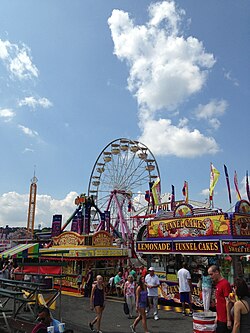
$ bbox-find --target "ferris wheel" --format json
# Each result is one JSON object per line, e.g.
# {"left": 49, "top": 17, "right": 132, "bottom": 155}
{"left": 88, "top": 138, "right": 160, "bottom": 240}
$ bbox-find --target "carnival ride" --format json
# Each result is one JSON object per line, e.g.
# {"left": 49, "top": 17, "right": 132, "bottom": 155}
{"left": 87, "top": 138, "right": 160, "bottom": 241}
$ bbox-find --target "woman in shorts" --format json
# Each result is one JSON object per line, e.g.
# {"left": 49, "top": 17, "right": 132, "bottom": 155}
{"left": 89, "top": 275, "right": 105, "bottom": 333}
{"left": 130, "top": 276, "right": 150, "bottom": 333}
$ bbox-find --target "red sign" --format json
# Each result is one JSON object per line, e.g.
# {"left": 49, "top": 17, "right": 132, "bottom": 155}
{"left": 222, "top": 241, "right": 250, "bottom": 254}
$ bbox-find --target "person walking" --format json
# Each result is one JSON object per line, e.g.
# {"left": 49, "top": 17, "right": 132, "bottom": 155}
{"left": 145, "top": 267, "right": 160, "bottom": 320}
{"left": 140, "top": 265, "right": 147, "bottom": 278}
{"left": 77, "top": 270, "right": 83, "bottom": 294}
{"left": 201, "top": 267, "right": 213, "bottom": 312}
{"left": 129, "top": 265, "right": 137, "bottom": 280}
{"left": 130, "top": 276, "right": 150, "bottom": 333}
{"left": 124, "top": 275, "right": 136, "bottom": 318}
{"left": 208, "top": 265, "right": 232, "bottom": 333}
{"left": 89, "top": 275, "right": 105, "bottom": 333}
{"left": 177, "top": 262, "right": 193, "bottom": 316}
{"left": 85, "top": 267, "right": 94, "bottom": 297}
{"left": 231, "top": 278, "right": 250, "bottom": 333}
{"left": 114, "top": 271, "right": 123, "bottom": 297}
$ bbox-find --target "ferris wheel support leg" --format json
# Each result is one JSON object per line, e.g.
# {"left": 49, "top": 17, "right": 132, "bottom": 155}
{"left": 113, "top": 193, "right": 131, "bottom": 240}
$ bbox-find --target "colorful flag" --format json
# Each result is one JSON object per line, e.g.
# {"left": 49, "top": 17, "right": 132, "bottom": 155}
{"left": 145, "top": 190, "right": 150, "bottom": 203}
{"left": 152, "top": 177, "right": 161, "bottom": 205}
{"left": 149, "top": 182, "right": 155, "bottom": 211}
{"left": 171, "top": 185, "right": 175, "bottom": 211}
{"left": 224, "top": 164, "right": 232, "bottom": 204}
{"left": 234, "top": 171, "right": 242, "bottom": 201}
{"left": 182, "top": 181, "right": 188, "bottom": 203}
{"left": 246, "top": 171, "right": 250, "bottom": 202}
{"left": 209, "top": 163, "right": 220, "bottom": 201}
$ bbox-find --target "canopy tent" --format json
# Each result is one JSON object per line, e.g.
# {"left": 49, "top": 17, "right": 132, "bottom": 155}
{"left": 0, "top": 243, "right": 40, "bottom": 259}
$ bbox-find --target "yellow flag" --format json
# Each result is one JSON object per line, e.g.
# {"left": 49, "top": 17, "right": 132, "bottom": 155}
{"left": 152, "top": 177, "right": 161, "bottom": 205}
{"left": 209, "top": 163, "right": 220, "bottom": 199}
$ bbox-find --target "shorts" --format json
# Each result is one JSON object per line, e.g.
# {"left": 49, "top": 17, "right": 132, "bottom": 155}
{"left": 94, "top": 302, "right": 104, "bottom": 308}
{"left": 180, "top": 292, "right": 191, "bottom": 304}
{"left": 216, "top": 321, "right": 231, "bottom": 333}
{"left": 139, "top": 302, "right": 147, "bottom": 309}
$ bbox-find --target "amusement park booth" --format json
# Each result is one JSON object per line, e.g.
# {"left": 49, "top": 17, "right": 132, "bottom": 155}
{"left": 39, "top": 230, "right": 129, "bottom": 291}
{"left": 135, "top": 199, "right": 250, "bottom": 308}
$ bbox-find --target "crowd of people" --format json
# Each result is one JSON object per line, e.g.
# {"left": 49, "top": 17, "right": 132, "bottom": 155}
{"left": 1, "top": 258, "right": 250, "bottom": 333}
{"left": 86, "top": 263, "right": 249, "bottom": 333}
{"left": 86, "top": 265, "right": 159, "bottom": 333}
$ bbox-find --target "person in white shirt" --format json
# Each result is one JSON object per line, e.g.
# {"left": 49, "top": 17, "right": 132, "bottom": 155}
{"left": 145, "top": 267, "right": 160, "bottom": 320}
{"left": 177, "top": 262, "right": 193, "bottom": 316}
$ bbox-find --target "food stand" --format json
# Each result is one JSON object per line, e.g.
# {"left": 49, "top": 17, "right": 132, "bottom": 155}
{"left": 39, "top": 230, "right": 129, "bottom": 291}
{"left": 135, "top": 200, "right": 250, "bottom": 308}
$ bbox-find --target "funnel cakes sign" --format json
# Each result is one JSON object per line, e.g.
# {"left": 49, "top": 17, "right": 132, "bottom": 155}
{"left": 148, "top": 214, "right": 230, "bottom": 239}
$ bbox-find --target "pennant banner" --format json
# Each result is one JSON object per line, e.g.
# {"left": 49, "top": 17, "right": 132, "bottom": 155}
{"left": 209, "top": 163, "right": 220, "bottom": 201}
{"left": 152, "top": 178, "right": 161, "bottom": 205}
{"left": 246, "top": 171, "right": 250, "bottom": 202}
{"left": 234, "top": 171, "right": 242, "bottom": 201}
{"left": 224, "top": 165, "right": 232, "bottom": 205}
{"left": 182, "top": 181, "right": 188, "bottom": 204}
{"left": 171, "top": 185, "right": 175, "bottom": 211}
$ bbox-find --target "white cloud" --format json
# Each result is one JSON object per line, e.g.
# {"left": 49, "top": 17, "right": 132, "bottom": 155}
{"left": 195, "top": 99, "right": 227, "bottom": 120}
{"left": 18, "top": 124, "right": 39, "bottom": 137}
{"left": 201, "top": 188, "right": 209, "bottom": 197}
{"left": 0, "top": 108, "right": 15, "bottom": 122}
{"left": 22, "top": 148, "right": 34, "bottom": 153}
{"left": 223, "top": 69, "right": 239, "bottom": 87}
{"left": 208, "top": 118, "right": 221, "bottom": 131}
{"left": 0, "top": 38, "right": 38, "bottom": 80}
{"left": 0, "top": 191, "right": 78, "bottom": 228}
{"left": 139, "top": 118, "right": 219, "bottom": 157}
{"left": 19, "top": 96, "right": 53, "bottom": 109}
{"left": 0, "top": 39, "right": 10, "bottom": 59}
{"left": 194, "top": 99, "right": 228, "bottom": 130}
{"left": 9, "top": 47, "right": 38, "bottom": 80}
{"left": 178, "top": 117, "right": 188, "bottom": 127}
{"left": 108, "top": 1, "right": 220, "bottom": 158}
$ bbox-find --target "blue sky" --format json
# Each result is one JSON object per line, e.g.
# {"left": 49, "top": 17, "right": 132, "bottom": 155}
{"left": 0, "top": 0, "right": 249, "bottom": 228}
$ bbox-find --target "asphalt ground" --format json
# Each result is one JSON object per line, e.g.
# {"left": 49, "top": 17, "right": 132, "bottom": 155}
{"left": 53, "top": 294, "right": 194, "bottom": 333}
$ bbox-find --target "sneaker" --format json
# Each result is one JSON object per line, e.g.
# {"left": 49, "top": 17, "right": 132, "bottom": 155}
{"left": 182, "top": 311, "right": 186, "bottom": 316}
{"left": 130, "top": 324, "right": 136, "bottom": 333}
{"left": 89, "top": 322, "right": 94, "bottom": 331}
{"left": 189, "top": 312, "right": 193, "bottom": 317}
{"left": 154, "top": 315, "right": 159, "bottom": 320}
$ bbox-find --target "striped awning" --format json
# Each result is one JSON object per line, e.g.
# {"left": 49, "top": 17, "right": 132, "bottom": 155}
{"left": 0, "top": 243, "right": 40, "bottom": 259}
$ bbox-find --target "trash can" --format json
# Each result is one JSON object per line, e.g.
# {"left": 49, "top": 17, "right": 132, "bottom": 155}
{"left": 43, "top": 277, "right": 53, "bottom": 289}
{"left": 193, "top": 312, "right": 216, "bottom": 333}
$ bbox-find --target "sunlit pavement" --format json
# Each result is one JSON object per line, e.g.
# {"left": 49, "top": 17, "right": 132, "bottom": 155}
{"left": 54, "top": 294, "right": 194, "bottom": 333}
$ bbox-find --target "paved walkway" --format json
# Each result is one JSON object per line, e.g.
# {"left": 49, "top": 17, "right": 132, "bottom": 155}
{"left": 53, "top": 294, "right": 194, "bottom": 333}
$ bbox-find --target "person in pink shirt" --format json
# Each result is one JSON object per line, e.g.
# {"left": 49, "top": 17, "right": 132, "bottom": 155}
{"left": 124, "top": 275, "right": 136, "bottom": 318}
